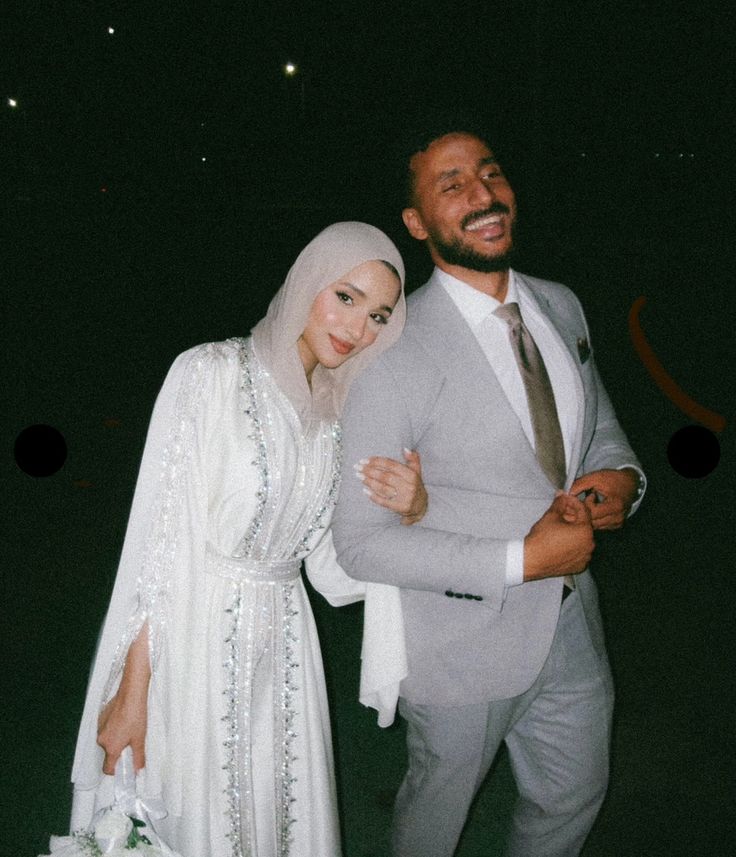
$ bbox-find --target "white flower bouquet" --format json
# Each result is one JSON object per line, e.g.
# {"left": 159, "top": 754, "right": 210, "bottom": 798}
{"left": 39, "top": 749, "right": 182, "bottom": 857}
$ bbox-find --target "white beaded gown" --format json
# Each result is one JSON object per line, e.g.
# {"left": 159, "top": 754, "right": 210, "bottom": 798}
{"left": 70, "top": 337, "right": 346, "bottom": 857}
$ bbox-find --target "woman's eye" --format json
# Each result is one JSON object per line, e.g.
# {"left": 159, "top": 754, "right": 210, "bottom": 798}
{"left": 370, "top": 313, "right": 388, "bottom": 325}
{"left": 336, "top": 291, "right": 353, "bottom": 305}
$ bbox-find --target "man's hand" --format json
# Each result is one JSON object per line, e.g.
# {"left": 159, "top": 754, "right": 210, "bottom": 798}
{"left": 570, "top": 467, "right": 640, "bottom": 530}
{"left": 523, "top": 493, "right": 594, "bottom": 581}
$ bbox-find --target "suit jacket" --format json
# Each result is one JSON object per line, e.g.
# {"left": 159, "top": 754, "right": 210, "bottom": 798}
{"left": 331, "top": 270, "right": 642, "bottom": 705}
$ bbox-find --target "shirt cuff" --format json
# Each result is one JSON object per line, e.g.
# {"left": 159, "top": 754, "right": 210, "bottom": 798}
{"left": 616, "top": 464, "right": 646, "bottom": 516}
{"left": 505, "top": 540, "right": 525, "bottom": 587}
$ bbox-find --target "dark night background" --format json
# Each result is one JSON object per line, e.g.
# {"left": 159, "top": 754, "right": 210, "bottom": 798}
{"left": 3, "top": 1, "right": 735, "bottom": 855}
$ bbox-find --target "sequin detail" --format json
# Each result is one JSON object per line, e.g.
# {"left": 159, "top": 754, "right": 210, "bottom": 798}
{"left": 275, "top": 583, "right": 299, "bottom": 854}
{"left": 223, "top": 585, "right": 245, "bottom": 857}
{"left": 292, "top": 422, "right": 342, "bottom": 558}
{"left": 218, "top": 339, "right": 342, "bottom": 856}
{"left": 233, "top": 339, "right": 269, "bottom": 559}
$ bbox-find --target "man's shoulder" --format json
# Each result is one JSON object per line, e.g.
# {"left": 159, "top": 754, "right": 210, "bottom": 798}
{"left": 349, "top": 284, "right": 444, "bottom": 398}
{"left": 516, "top": 270, "right": 578, "bottom": 303}
{"left": 381, "top": 283, "right": 447, "bottom": 362}
{"left": 401, "top": 278, "right": 433, "bottom": 321}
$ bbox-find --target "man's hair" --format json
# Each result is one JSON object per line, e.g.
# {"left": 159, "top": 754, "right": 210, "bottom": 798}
{"left": 395, "top": 115, "right": 497, "bottom": 208}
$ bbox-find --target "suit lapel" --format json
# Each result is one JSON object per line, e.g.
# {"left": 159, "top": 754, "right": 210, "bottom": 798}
{"left": 409, "top": 275, "right": 541, "bottom": 467}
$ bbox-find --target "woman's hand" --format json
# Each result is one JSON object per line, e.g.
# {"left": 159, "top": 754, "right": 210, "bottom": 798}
{"left": 355, "top": 449, "right": 428, "bottom": 525}
{"left": 97, "top": 623, "right": 151, "bottom": 774}
{"left": 97, "top": 689, "right": 148, "bottom": 775}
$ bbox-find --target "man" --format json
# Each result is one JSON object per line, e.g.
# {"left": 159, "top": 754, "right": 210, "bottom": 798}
{"left": 331, "top": 126, "right": 645, "bottom": 857}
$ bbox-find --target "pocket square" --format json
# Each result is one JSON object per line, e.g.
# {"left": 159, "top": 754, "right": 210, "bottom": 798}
{"left": 577, "top": 337, "right": 591, "bottom": 363}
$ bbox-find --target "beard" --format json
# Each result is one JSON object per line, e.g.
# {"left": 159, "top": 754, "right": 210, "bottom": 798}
{"left": 428, "top": 204, "right": 516, "bottom": 273}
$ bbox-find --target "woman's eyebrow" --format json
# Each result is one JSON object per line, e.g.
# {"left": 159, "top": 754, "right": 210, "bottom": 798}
{"left": 339, "top": 281, "right": 393, "bottom": 315}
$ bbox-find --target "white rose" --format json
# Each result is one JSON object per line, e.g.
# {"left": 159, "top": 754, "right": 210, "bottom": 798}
{"left": 93, "top": 808, "right": 133, "bottom": 843}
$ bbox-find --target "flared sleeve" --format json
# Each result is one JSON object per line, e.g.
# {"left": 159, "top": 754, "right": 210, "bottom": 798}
{"left": 70, "top": 344, "right": 218, "bottom": 801}
{"left": 305, "top": 528, "right": 407, "bottom": 727}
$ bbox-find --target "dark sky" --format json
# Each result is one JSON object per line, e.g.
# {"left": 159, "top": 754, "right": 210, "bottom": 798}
{"left": 5, "top": 0, "right": 732, "bottom": 187}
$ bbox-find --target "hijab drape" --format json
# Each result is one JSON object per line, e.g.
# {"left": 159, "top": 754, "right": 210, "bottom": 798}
{"left": 251, "top": 221, "right": 406, "bottom": 423}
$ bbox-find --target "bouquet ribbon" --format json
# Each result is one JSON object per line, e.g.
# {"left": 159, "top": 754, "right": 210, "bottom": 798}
{"left": 92, "top": 748, "right": 170, "bottom": 852}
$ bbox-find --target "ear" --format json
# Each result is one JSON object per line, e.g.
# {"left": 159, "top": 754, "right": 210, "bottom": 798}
{"left": 402, "top": 207, "right": 428, "bottom": 241}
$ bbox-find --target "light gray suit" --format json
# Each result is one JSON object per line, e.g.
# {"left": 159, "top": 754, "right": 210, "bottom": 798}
{"left": 332, "top": 270, "right": 642, "bottom": 856}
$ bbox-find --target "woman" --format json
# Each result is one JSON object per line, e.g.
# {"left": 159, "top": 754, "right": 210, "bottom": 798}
{"left": 67, "top": 222, "right": 422, "bottom": 856}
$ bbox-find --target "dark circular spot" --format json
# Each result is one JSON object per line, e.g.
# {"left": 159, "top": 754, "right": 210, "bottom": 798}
{"left": 667, "top": 425, "right": 720, "bottom": 478}
{"left": 14, "top": 424, "right": 68, "bottom": 477}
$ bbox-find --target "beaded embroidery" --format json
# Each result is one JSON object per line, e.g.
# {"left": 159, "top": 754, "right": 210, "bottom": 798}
{"left": 102, "top": 345, "right": 212, "bottom": 704}
{"left": 219, "top": 339, "right": 342, "bottom": 856}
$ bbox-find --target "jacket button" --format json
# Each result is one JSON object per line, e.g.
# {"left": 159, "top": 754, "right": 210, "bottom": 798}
{"left": 464, "top": 593, "right": 474, "bottom": 599}
{"left": 454, "top": 592, "right": 464, "bottom": 598}
{"left": 473, "top": 595, "right": 483, "bottom": 601}
{"left": 445, "top": 590, "right": 454, "bottom": 598}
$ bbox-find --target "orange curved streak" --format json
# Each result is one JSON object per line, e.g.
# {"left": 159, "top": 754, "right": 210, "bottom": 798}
{"left": 628, "top": 296, "right": 726, "bottom": 434}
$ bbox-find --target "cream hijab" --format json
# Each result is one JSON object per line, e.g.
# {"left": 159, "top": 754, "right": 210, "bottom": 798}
{"left": 251, "top": 221, "right": 406, "bottom": 424}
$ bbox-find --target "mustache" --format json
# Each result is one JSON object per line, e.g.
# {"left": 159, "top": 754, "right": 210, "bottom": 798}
{"left": 461, "top": 202, "right": 512, "bottom": 230}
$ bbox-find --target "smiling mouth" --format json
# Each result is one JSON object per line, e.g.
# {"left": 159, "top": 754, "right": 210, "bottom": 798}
{"left": 462, "top": 203, "right": 511, "bottom": 234}
{"left": 464, "top": 214, "right": 503, "bottom": 232}
{"left": 329, "top": 334, "right": 355, "bottom": 355}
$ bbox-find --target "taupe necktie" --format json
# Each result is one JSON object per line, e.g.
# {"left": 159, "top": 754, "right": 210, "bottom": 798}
{"left": 494, "top": 302, "right": 574, "bottom": 591}
{"left": 494, "top": 302, "right": 566, "bottom": 488}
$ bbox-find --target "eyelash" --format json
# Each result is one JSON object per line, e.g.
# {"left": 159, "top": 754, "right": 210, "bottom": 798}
{"left": 336, "top": 291, "right": 388, "bottom": 325}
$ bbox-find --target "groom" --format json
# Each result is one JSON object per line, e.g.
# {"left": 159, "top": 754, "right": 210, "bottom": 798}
{"left": 331, "top": 124, "right": 645, "bottom": 856}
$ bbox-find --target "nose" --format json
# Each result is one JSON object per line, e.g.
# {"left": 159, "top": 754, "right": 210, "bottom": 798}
{"left": 468, "top": 177, "right": 494, "bottom": 206}
{"left": 346, "top": 312, "right": 368, "bottom": 342}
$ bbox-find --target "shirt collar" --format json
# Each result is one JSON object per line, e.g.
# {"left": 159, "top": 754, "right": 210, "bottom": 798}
{"left": 436, "top": 267, "right": 520, "bottom": 327}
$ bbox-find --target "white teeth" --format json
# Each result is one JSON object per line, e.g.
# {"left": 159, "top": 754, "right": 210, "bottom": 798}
{"left": 465, "top": 215, "right": 501, "bottom": 231}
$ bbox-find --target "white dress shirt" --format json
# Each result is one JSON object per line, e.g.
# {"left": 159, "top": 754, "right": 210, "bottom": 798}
{"left": 438, "top": 268, "right": 582, "bottom": 587}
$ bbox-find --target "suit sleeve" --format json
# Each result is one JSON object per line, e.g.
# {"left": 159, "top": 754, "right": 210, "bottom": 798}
{"left": 575, "top": 300, "right": 646, "bottom": 513}
{"left": 332, "top": 356, "right": 509, "bottom": 609}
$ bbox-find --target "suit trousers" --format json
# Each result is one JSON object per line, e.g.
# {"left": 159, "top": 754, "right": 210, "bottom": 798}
{"left": 391, "top": 591, "right": 615, "bottom": 857}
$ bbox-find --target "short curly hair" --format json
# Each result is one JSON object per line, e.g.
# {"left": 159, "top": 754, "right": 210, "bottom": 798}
{"left": 396, "top": 116, "right": 497, "bottom": 208}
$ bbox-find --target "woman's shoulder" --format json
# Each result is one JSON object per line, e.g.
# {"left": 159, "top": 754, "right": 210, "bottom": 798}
{"left": 154, "top": 338, "right": 252, "bottom": 409}
{"left": 168, "top": 337, "right": 251, "bottom": 376}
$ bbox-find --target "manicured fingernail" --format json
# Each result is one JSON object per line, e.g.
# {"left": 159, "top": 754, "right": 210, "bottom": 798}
{"left": 403, "top": 447, "right": 412, "bottom": 455}
{"left": 358, "top": 458, "right": 369, "bottom": 465}
{"left": 354, "top": 470, "right": 365, "bottom": 481}
{"left": 362, "top": 487, "right": 373, "bottom": 497}
{"left": 353, "top": 462, "right": 364, "bottom": 472}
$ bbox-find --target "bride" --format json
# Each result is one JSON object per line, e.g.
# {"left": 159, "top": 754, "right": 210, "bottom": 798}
{"left": 66, "top": 222, "right": 424, "bottom": 856}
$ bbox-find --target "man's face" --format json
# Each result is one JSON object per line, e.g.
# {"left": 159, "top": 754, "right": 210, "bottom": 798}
{"left": 402, "top": 133, "right": 517, "bottom": 273}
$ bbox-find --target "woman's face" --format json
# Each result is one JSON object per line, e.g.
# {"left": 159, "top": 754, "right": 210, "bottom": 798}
{"left": 298, "top": 260, "right": 401, "bottom": 379}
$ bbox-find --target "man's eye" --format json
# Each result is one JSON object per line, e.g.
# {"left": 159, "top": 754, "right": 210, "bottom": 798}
{"left": 441, "top": 184, "right": 461, "bottom": 193}
{"left": 483, "top": 170, "right": 501, "bottom": 180}
{"left": 336, "top": 291, "right": 353, "bottom": 304}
